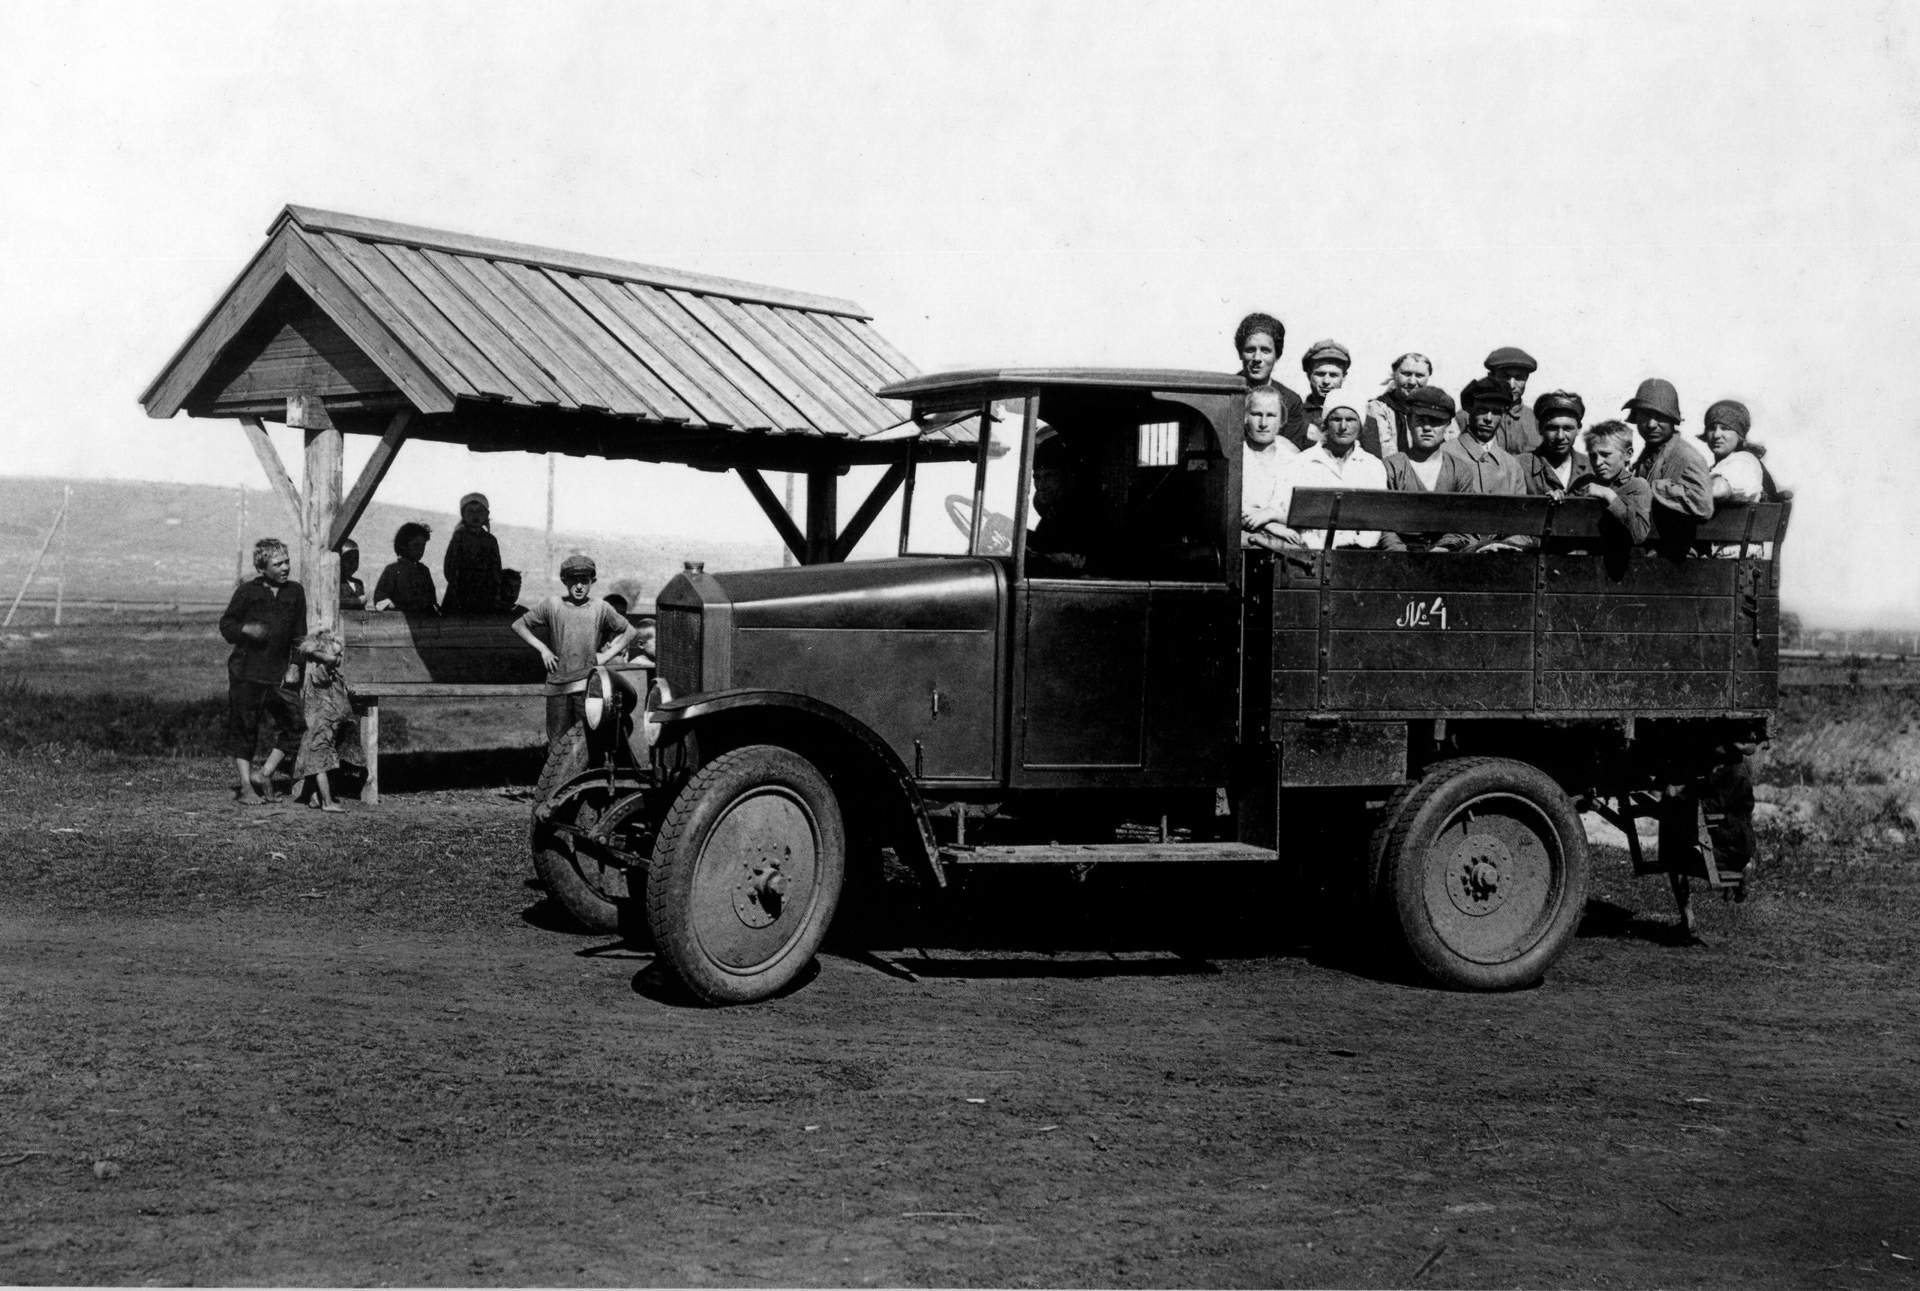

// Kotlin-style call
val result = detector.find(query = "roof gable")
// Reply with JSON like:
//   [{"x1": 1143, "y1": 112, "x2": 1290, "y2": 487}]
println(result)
[{"x1": 141, "y1": 206, "x2": 920, "y2": 449}]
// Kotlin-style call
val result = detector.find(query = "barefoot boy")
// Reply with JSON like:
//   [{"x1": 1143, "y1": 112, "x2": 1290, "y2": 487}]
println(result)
[
  {"x1": 218, "y1": 538, "x2": 306, "y2": 803},
  {"x1": 512, "y1": 554, "x2": 637, "y2": 750}
]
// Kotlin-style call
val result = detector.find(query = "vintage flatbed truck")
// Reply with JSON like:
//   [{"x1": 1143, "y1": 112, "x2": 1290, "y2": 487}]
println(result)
[{"x1": 529, "y1": 369, "x2": 1788, "y2": 1003}]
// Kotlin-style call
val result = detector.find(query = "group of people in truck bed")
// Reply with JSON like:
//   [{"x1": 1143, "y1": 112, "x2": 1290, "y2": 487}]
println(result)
[{"x1": 1230, "y1": 311, "x2": 1785, "y2": 554}]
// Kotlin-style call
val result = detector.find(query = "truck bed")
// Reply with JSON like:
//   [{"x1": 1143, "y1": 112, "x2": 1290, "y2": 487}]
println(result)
[{"x1": 1259, "y1": 491, "x2": 1787, "y2": 723}]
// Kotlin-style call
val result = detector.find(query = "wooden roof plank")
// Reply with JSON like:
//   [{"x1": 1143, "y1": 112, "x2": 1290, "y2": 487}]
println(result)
[
  {"x1": 781, "y1": 311, "x2": 912, "y2": 430},
  {"x1": 564, "y1": 275, "x2": 743, "y2": 428},
  {"x1": 698, "y1": 297, "x2": 859, "y2": 437},
  {"x1": 392, "y1": 246, "x2": 566, "y2": 406},
  {"x1": 418, "y1": 252, "x2": 581, "y2": 411},
  {"x1": 787, "y1": 309, "x2": 894, "y2": 391},
  {"x1": 280, "y1": 205, "x2": 871, "y2": 318},
  {"x1": 456, "y1": 257, "x2": 623, "y2": 412},
  {"x1": 504, "y1": 263, "x2": 696, "y2": 421},
  {"x1": 316, "y1": 232, "x2": 507, "y2": 398},
  {"x1": 143, "y1": 233, "x2": 290, "y2": 416},
  {"x1": 837, "y1": 318, "x2": 922, "y2": 382},
  {"x1": 729, "y1": 301, "x2": 883, "y2": 436},
  {"x1": 582, "y1": 278, "x2": 772, "y2": 430},
  {"x1": 743, "y1": 304, "x2": 897, "y2": 435},
  {"x1": 280, "y1": 232, "x2": 459, "y2": 413},
  {"x1": 647, "y1": 288, "x2": 813, "y2": 432}
]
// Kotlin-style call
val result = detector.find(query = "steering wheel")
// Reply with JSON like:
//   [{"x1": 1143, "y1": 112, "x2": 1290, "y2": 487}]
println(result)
[{"x1": 945, "y1": 494, "x2": 1016, "y2": 556}]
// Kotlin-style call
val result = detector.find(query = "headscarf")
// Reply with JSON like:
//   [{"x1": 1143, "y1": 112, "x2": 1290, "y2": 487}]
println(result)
[
  {"x1": 1320, "y1": 386, "x2": 1367, "y2": 423},
  {"x1": 1702, "y1": 399, "x2": 1752, "y2": 442},
  {"x1": 459, "y1": 492, "x2": 490, "y2": 514}
]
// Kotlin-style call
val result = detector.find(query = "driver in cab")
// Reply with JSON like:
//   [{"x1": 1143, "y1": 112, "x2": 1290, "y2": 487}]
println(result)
[{"x1": 1026, "y1": 430, "x2": 1110, "y2": 577}]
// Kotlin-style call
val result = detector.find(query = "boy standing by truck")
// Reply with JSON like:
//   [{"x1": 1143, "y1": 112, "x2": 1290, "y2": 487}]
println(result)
[
  {"x1": 513, "y1": 554, "x2": 637, "y2": 750},
  {"x1": 219, "y1": 537, "x2": 307, "y2": 803}
]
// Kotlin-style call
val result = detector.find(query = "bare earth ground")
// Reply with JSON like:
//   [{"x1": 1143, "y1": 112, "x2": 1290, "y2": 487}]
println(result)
[{"x1": 2, "y1": 748, "x2": 1918, "y2": 1289}]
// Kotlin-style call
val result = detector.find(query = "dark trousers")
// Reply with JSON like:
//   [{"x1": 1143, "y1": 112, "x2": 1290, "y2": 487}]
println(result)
[
  {"x1": 545, "y1": 692, "x2": 586, "y2": 749},
  {"x1": 225, "y1": 680, "x2": 305, "y2": 760}
]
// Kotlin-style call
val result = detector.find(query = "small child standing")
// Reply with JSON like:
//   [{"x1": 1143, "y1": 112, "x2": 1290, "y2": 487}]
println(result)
[
  {"x1": 513, "y1": 554, "x2": 637, "y2": 750},
  {"x1": 291, "y1": 630, "x2": 363, "y2": 811},
  {"x1": 441, "y1": 492, "x2": 503, "y2": 614}
]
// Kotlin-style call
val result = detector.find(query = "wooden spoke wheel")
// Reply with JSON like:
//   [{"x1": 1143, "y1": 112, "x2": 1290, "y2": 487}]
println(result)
[
  {"x1": 645, "y1": 745, "x2": 846, "y2": 1004},
  {"x1": 1380, "y1": 757, "x2": 1590, "y2": 990}
]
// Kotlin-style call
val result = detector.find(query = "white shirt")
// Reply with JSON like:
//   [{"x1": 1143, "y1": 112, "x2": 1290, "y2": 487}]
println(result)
[
  {"x1": 1293, "y1": 442, "x2": 1389, "y2": 548},
  {"x1": 1710, "y1": 449, "x2": 1767, "y2": 502},
  {"x1": 1242, "y1": 440, "x2": 1299, "y2": 525}
]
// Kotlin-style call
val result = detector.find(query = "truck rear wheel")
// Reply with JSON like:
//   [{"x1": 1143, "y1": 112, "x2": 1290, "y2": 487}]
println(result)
[
  {"x1": 645, "y1": 745, "x2": 846, "y2": 1004},
  {"x1": 1380, "y1": 757, "x2": 1589, "y2": 991}
]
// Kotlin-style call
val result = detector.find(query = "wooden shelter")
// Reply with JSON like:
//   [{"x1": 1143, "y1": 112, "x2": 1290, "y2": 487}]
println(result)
[{"x1": 140, "y1": 205, "x2": 956, "y2": 634}]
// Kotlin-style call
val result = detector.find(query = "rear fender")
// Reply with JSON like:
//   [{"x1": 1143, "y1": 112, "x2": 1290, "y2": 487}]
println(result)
[{"x1": 655, "y1": 688, "x2": 946, "y2": 888}]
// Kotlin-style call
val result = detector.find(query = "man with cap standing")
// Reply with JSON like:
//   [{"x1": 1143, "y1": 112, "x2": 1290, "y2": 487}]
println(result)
[
  {"x1": 513, "y1": 552, "x2": 638, "y2": 751},
  {"x1": 1442, "y1": 380, "x2": 1529, "y2": 497},
  {"x1": 1523, "y1": 391, "x2": 1590, "y2": 495},
  {"x1": 1299, "y1": 339, "x2": 1383, "y2": 457},
  {"x1": 1456, "y1": 346, "x2": 1542, "y2": 456},
  {"x1": 1623, "y1": 378, "x2": 1713, "y2": 551}
]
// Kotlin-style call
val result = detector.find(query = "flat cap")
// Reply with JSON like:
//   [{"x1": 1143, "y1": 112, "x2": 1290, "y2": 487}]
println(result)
[
  {"x1": 1300, "y1": 339, "x2": 1352, "y2": 372},
  {"x1": 1533, "y1": 390, "x2": 1587, "y2": 424},
  {"x1": 559, "y1": 554, "x2": 597, "y2": 579},
  {"x1": 1463, "y1": 376, "x2": 1512, "y2": 409},
  {"x1": 1483, "y1": 346, "x2": 1538, "y2": 374},
  {"x1": 1405, "y1": 385, "x2": 1457, "y2": 419}
]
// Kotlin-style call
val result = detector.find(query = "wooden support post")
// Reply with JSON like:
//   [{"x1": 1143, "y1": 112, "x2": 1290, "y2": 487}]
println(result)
[
  {"x1": 361, "y1": 699, "x2": 381, "y2": 804},
  {"x1": 830, "y1": 462, "x2": 908, "y2": 561},
  {"x1": 294, "y1": 397, "x2": 343, "y2": 639},
  {"x1": 737, "y1": 468, "x2": 809, "y2": 564},
  {"x1": 328, "y1": 409, "x2": 411, "y2": 551},
  {"x1": 805, "y1": 470, "x2": 839, "y2": 565},
  {"x1": 240, "y1": 416, "x2": 303, "y2": 533}
]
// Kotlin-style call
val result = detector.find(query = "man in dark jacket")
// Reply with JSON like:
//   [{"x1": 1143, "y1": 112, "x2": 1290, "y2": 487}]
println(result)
[
  {"x1": 219, "y1": 538, "x2": 307, "y2": 803},
  {"x1": 1457, "y1": 345, "x2": 1542, "y2": 455},
  {"x1": 1522, "y1": 390, "x2": 1590, "y2": 495}
]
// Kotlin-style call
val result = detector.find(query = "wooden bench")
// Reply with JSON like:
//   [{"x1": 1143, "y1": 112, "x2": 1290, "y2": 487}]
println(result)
[{"x1": 340, "y1": 610, "x2": 545, "y2": 802}]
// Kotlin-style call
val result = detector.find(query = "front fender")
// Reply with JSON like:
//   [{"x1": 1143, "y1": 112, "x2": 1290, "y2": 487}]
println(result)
[
  {"x1": 656, "y1": 688, "x2": 945, "y2": 887},
  {"x1": 530, "y1": 768, "x2": 652, "y2": 828}
]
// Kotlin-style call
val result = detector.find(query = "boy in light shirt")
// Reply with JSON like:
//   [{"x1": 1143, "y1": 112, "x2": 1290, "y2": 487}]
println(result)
[{"x1": 513, "y1": 554, "x2": 637, "y2": 751}]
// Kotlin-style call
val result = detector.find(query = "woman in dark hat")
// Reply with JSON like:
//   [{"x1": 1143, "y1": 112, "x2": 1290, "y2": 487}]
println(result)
[
  {"x1": 1233, "y1": 312, "x2": 1309, "y2": 449},
  {"x1": 1700, "y1": 399, "x2": 1781, "y2": 503}
]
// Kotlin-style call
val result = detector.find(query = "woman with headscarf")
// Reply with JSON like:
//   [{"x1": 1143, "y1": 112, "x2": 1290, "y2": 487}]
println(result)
[
  {"x1": 441, "y1": 491, "x2": 503, "y2": 615},
  {"x1": 1369, "y1": 352, "x2": 1437, "y2": 456},
  {"x1": 1700, "y1": 399, "x2": 1781, "y2": 503}
]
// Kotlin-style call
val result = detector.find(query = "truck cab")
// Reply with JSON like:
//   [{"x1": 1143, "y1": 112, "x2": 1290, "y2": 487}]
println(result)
[{"x1": 532, "y1": 369, "x2": 1788, "y2": 1004}]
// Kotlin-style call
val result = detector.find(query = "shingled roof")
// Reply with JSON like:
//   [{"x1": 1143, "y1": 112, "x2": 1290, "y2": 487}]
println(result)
[{"x1": 140, "y1": 206, "x2": 924, "y2": 460}]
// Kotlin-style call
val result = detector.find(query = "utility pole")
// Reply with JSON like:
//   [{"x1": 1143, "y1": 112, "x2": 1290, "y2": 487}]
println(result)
[
  {"x1": 235, "y1": 483, "x2": 248, "y2": 585},
  {"x1": 545, "y1": 456, "x2": 557, "y2": 593},
  {"x1": 782, "y1": 472, "x2": 796, "y2": 567},
  {"x1": 4, "y1": 485, "x2": 70, "y2": 629}
]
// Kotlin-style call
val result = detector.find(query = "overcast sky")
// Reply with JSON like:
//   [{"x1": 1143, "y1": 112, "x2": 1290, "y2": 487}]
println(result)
[{"x1": 4, "y1": 0, "x2": 1917, "y2": 625}]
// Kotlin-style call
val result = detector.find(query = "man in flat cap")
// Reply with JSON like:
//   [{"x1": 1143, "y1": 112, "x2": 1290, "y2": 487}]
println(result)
[
  {"x1": 1297, "y1": 339, "x2": 1382, "y2": 457},
  {"x1": 1457, "y1": 346, "x2": 1542, "y2": 456},
  {"x1": 514, "y1": 552, "x2": 638, "y2": 751},
  {"x1": 1623, "y1": 377, "x2": 1713, "y2": 554},
  {"x1": 1523, "y1": 390, "x2": 1590, "y2": 495}
]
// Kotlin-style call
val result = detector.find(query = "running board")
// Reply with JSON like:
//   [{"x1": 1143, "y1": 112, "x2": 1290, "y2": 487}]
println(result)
[{"x1": 939, "y1": 842, "x2": 1281, "y2": 866}]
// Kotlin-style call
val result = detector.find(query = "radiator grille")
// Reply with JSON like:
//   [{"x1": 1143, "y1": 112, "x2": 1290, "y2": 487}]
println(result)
[{"x1": 654, "y1": 606, "x2": 702, "y2": 695}]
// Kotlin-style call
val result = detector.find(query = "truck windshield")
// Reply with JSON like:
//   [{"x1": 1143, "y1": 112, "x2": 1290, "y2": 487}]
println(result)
[{"x1": 902, "y1": 398, "x2": 1026, "y2": 557}]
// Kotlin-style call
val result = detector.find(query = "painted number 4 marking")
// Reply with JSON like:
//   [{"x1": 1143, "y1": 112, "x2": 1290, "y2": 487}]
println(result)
[{"x1": 1396, "y1": 596, "x2": 1449, "y2": 629}]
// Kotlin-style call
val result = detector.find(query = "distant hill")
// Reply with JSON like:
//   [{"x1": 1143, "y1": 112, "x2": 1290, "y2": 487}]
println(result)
[{"x1": 0, "y1": 476, "x2": 784, "y2": 610}]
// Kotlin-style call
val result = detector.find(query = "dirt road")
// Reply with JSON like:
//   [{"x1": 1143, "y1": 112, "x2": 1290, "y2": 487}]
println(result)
[{"x1": 3, "y1": 756, "x2": 1917, "y2": 1287}]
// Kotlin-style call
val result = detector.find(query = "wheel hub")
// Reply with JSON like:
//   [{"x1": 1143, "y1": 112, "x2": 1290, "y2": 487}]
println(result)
[
  {"x1": 1441, "y1": 833, "x2": 1514, "y2": 916},
  {"x1": 731, "y1": 846, "x2": 791, "y2": 928}
]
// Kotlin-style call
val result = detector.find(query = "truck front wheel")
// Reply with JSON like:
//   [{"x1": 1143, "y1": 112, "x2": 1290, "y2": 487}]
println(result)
[
  {"x1": 645, "y1": 745, "x2": 846, "y2": 1004},
  {"x1": 1380, "y1": 757, "x2": 1590, "y2": 990}
]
